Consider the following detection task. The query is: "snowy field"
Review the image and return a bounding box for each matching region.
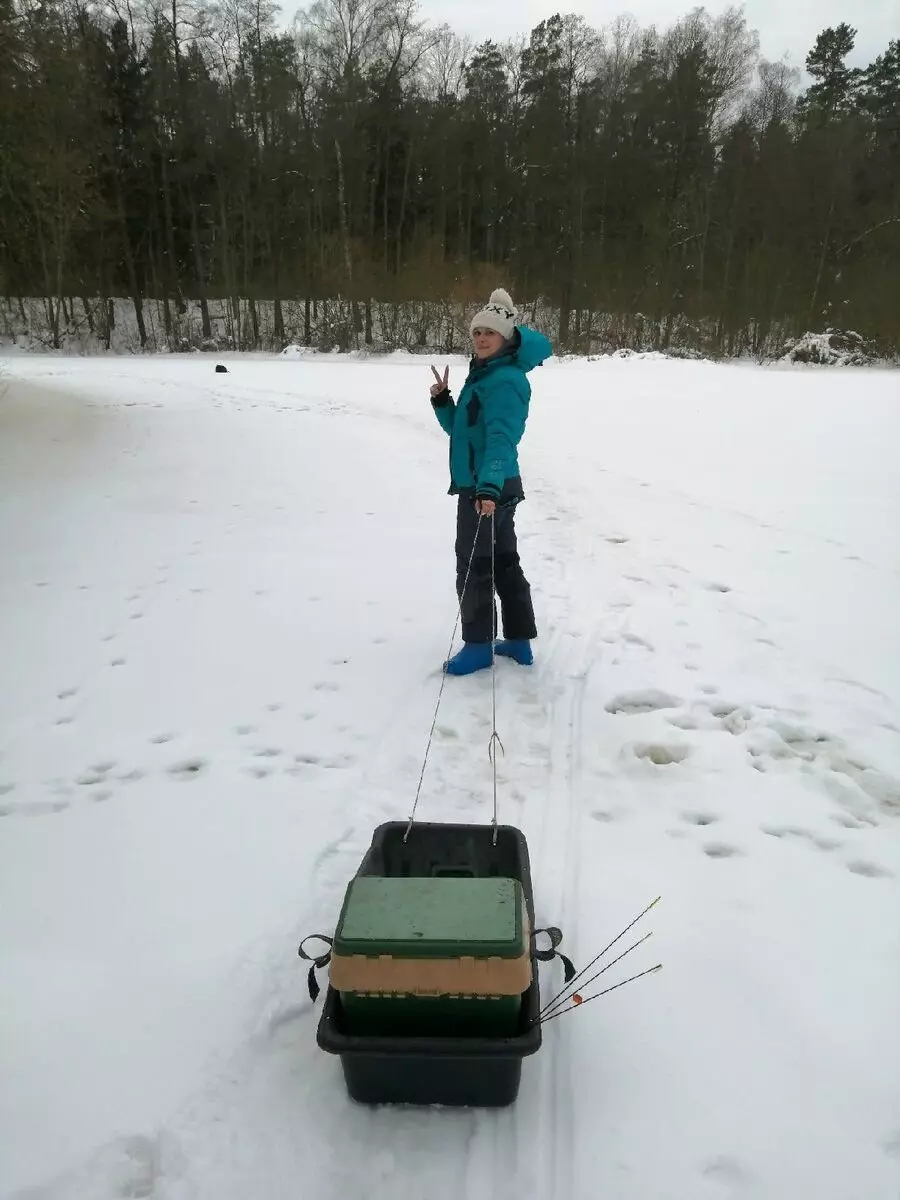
[1,350,899,1200]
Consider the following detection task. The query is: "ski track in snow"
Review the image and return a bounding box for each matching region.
[1,355,900,1200]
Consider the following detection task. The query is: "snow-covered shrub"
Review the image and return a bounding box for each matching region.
[780,329,878,366]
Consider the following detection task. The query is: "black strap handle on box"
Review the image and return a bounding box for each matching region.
[298,934,333,1002]
[532,926,577,983]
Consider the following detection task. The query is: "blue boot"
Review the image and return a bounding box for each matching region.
[444,642,493,676]
[495,639,534,666]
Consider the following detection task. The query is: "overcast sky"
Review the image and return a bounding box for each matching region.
[284,0,897,76]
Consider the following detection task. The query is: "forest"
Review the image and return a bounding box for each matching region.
[0,0,898,356]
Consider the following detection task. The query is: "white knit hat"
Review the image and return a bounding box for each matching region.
[469,288,517,341]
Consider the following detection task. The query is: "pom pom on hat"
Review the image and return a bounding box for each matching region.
[470,288,518,340]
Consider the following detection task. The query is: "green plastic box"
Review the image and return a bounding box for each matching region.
[330,876,531,1037]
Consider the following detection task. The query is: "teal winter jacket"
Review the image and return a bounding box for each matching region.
[431,325,552,501]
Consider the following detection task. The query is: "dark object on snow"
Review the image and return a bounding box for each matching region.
[215,363,228,373]
[306,820,571,1107]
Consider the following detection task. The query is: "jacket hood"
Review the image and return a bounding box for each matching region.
[469,324,553,377]
[511,325,553,372]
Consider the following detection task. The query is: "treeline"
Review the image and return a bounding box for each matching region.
[0,0,897,356]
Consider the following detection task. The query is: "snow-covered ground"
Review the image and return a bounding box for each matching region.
[1,351,899,1200]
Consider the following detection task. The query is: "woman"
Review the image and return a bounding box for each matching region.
[429,289,552,676]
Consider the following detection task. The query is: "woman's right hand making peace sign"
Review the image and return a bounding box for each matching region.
[430,365,449,398]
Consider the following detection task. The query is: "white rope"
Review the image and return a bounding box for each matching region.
[403,511,484,842]
[404,505,507,844]
[488,508,504,845]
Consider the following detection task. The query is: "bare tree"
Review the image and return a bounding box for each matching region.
[746,57,800,129]
[420,24,470,100]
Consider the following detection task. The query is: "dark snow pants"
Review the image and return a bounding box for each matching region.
[455,497,537,644]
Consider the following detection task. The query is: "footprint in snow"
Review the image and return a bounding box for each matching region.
[623,632,655,651]
[78,771,108,786]
[605,689,682,715]
[683,811,719,826]
[58,687,79,700]
[632,742,690,766]
[167,758,206,779]
[762,825,842,852]
[246,765,273,779]
[313,681,341,693]
[847,859,894,880]
[830,811,870,830]
[703,842,741,859]
[234,725,256,736]
[150,732,177,745]
[812,835,843,851]
[706,702,743,719]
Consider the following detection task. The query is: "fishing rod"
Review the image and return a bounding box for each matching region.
[539,895,661,1020]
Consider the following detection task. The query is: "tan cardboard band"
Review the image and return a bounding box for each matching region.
[330,950,532,997]
[331,909,532,997]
